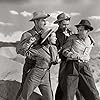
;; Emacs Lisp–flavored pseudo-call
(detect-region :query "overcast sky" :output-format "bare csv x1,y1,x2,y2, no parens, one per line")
0,0,100,42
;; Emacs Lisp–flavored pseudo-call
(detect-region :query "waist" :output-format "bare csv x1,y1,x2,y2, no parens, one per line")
67,57,88,63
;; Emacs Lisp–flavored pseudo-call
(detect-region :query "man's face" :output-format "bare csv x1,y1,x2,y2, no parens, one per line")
59,20,70,31
77,26,89,39
48,32,57,44
36,18,46,29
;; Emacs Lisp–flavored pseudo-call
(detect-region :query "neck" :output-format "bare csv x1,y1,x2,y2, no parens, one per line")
78,34,87,41
35,26,42,33
43,44,50,48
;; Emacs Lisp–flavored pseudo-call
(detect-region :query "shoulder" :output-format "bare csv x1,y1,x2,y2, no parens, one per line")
21,28,39,40
22,31,32,37
67,34,78,40
20,31,32,41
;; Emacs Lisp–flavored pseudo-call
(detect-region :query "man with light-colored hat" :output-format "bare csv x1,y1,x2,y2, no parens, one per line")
29,11,50,21
16,11,50,100
17,27,61,100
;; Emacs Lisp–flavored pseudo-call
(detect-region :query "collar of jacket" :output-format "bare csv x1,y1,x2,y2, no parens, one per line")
32,26,44,35
42,44,51,55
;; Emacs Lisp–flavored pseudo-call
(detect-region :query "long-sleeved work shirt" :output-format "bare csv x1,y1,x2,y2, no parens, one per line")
62,34,95,62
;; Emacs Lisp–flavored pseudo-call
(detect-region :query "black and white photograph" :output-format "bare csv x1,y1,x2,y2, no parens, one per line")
0,0,100,100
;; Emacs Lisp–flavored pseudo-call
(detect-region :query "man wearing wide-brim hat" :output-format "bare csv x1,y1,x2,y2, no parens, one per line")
17,27,61,100
54,12,71,24
60,19,100,100
16,11,50,100
75,19,93,31
29,11,50,21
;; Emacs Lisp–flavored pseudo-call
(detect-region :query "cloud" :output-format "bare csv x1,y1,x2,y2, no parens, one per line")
0,0,28,3
0,22,13,26
88,16,100,20
46,21,58,27
50,11,63,19
20,11,32,17
0,31,23,42
70,12,80,16
50,11,71,19
95,28,100,32
9,10,19,15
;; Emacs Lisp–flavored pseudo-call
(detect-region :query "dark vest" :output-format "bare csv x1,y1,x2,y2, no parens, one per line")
56,28,70,60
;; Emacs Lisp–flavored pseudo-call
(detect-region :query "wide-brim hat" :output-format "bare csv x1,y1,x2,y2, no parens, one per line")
29,11,50,21
41,27,57,44
75,19,93,31
54,13,71,24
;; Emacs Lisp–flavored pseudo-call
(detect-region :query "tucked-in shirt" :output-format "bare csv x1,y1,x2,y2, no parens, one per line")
62,34,95,62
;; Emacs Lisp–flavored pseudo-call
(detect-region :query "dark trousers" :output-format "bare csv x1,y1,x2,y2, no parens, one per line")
18,68,53,100
16,57,36,100
55,83,83,100
60,60,100,100
55,61,84,100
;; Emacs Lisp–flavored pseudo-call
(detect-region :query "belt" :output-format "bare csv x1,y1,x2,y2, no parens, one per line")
66,57,88,63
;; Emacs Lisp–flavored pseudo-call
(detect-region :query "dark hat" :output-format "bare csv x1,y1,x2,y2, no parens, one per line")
41,27,57,44
75,19,93,31
29,11,50,21
54,13,71,24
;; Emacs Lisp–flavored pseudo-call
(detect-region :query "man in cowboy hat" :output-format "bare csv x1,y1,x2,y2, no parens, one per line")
54,13,83,100
16,11,50,100
60,19,100,100
17,27,60,100
54,12,73,50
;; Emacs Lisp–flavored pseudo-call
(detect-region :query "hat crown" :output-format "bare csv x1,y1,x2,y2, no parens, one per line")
57,13,70,20
75,19,93,31
29,11,50,21
33,11,46,18
79,19,91,26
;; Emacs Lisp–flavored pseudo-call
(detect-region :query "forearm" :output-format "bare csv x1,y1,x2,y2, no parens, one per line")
17,35,39,56
62,50,79,60
78,54,90,62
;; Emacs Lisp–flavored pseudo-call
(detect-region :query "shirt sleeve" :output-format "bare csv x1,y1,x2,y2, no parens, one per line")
62,35,79,60
16,31,37,56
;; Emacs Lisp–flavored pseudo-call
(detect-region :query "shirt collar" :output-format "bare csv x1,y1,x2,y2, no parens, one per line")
34,26,44,34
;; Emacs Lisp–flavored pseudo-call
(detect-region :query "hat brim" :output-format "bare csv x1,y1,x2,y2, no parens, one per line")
54,17,70,24
29,14,50,21
75,24,93,31
41,29,53,44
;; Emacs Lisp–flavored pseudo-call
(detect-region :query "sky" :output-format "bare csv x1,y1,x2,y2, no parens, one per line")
0,0,100,42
